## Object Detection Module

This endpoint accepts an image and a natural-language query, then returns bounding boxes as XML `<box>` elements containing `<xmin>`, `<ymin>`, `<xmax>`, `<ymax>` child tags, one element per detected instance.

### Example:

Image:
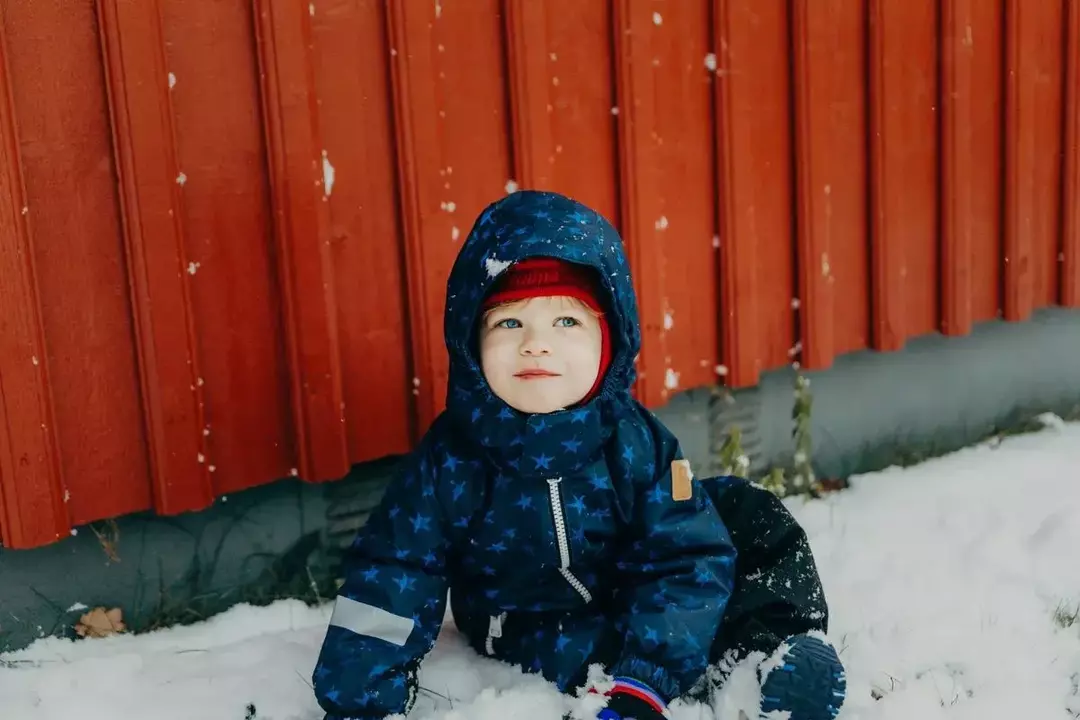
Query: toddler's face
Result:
<box><xmin>479</xmin><ymin>296</ymin><xmax>603</xmax><ymax>414</ymax></box>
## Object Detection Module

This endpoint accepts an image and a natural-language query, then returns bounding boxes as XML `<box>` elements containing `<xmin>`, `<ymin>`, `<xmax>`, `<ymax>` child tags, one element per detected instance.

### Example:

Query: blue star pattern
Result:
<box><xmin>312</xmin><ymin>191</ymin><xmax>737</xmax><ymax>720</ymax></box>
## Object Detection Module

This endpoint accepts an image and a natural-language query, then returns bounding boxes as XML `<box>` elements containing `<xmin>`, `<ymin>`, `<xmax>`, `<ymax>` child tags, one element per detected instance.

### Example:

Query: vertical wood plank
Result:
<box><xmin>0</xmin><ymin>20</ymin><xmax>68</xmax><ymax>549</ymax></box>
<box><xmin>253</xmin><ymin>0</ymin><xmax>349</xmax><ymax>482</ymax></box>
<box><xmin>941</xmin><ymin>0</ymin><xmax>1004</xmax><ymax>334</ymax></box>
<box><xmin>2</xmin><ymin>0</ymin><xmax>151</xmax><ymax>527</ymax></box>
<box><xmin>505</xmin><ymin>0</ymin><xmax>555</xmax><ymax>191</ymax></box>
<box><xmin>614</xmin><ymin>0</ymin><xmax>718</xmax><ymax>404</ymax></box>
<box><xmin>714</xmin><ymin>0</ymin><xmax>796</xmax><ymax>388</ymax></box>
<box><xmin>792</xmin><ymin>0</ymin><xmax>870</xmax><ymax>371</ymax></box>
<box><xmin>309</xmin><ymin>0</ymin><xmax>414</xmax><ymax>459</ymax></box>
<box><xmin>868</xmin><ymin>0</ymin><xmax>939</xmax><ymax>351</ymax></box>
<box><xmin>613</xmin><ymin>0</ymin><xmax>662</xmax><ymax>405</ymax></box>
<box><xmin>1004</xmin><ymin>0</ymin><xmax>1065</xmax><ymax>320</ymax></box>
<box><xmin>505</xmin><ymin>0</ymin><xmax>619</xmax><ymax>221</ymax></box>
<box><xmin>387</xmin><ymin>0</ymin><xmax>513</xmax><ymax>431</ymax></box>
<box><xmin>1063</xmin><ymin>0</ymin><xmax>1080</xmax><ymax>307</ymax></box>
<box><xmin>158</xmin><ymin>0</ymin><xmax>294</xmax><ymax>494</ymax></box>
<box><xmin>96</xmin><ymin>0</ymin><xmax>212</xmax><ymax>514</ymax></box>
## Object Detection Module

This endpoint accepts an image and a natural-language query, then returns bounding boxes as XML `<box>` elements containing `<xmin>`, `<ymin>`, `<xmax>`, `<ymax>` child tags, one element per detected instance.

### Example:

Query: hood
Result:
<box><xmin>442</xmin><ymin>190</ymin><xmax>641</xmax><ymax>474</ymax></box>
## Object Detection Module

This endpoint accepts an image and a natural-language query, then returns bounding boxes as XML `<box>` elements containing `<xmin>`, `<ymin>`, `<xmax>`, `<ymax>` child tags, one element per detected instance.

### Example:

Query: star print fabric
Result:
<box><xmin>312</xmin><ymin>191</ymin><xmax>737</xmax><ymax>720</ymax></box>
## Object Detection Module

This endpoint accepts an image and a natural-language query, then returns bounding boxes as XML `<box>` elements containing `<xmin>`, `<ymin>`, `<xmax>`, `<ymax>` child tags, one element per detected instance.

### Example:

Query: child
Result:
<box><xmin>313</xmin><ymin>191</ymin><xmax>845</xmax><ymax>720</ymax></box>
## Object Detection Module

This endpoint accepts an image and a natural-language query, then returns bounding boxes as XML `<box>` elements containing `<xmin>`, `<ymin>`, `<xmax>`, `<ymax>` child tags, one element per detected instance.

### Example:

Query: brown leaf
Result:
<box><xmin>75</xmin><ymin>607</ymin><xmax>126</xmax><ymax>638</ymax></box>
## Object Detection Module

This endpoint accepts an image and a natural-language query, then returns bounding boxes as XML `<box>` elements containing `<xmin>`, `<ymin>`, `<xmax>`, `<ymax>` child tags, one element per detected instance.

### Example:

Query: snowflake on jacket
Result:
<box><xmin>313</xmin><ymin>190</ymin><xmax>738</xmax><ymax>720</ymax></box>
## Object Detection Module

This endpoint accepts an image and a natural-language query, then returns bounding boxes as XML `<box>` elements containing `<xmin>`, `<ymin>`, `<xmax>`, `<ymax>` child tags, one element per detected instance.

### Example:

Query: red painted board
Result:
<box><xmin>96</xmin><ymin>0</ymin><xmax>212</xmax><ymax>514</ymax></box>
<box><xmin>792</xmin><ymin>0</ymin><xmax>871</xmax><ymax>370</ymax></box>
<box><xmin>1063</xmin><ymin>0</ymin><xmax>1080</xmax><ymax>307</ymax></box>
<box><xmin>505</xmin><ymin>0</ymin><xmax>619</xmax><ymax>223</ymax></box>
<box><xmin>387</xmin><ymin>0</ymin><xmax>514</xmax><ymax>431</ymax></box>
<box><xmin>160</xmin><ymin>0</ymin><xmax>296</xmax><ymax>493</ymax></box>
<box><xmin>0</xmin><ymin>17</ymin><xmax>69</xmax><ymax>548</ymax></box>
<box><xmin>310</xmin><ymin>0</ymin><xmax>414</xmax><ymax>460</ymax></box>
<box><xmin>614</xmin><ymin>0</ymin><xmax>718</xmax><ymax>405</ymax></box>
<box><xmin>1004</xmin><ymin>0</ymin><xmax>1065</xmax><ymax>320</ymax></box>
<box><xmin>941</xmin><ymin>0</ymin><xmax>1005</xmax><ymax>333</ymax></box>
<box><xmin>868</xmin><ymin>0</ymin><xmax>939</xmax><ymax>351</ymax></box>
<box><xmin>253</xmin><ymin>0</ymin><xmax>350</xmax><ymax>482</ymax></box>
<box><xmin>714</xmin><ymin>0</ymin><xmax>797</xmax><ymax>388</ymax></box>
<box><xmin>3</xmin><ymin>0</ymin><xmax>152</xmax><ymax>527</ymax></box>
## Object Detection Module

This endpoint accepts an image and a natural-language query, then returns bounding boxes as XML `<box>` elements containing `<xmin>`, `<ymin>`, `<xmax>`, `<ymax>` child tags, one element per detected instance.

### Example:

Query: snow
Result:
<box><xmin>3</xmin><ymin>419</ymin><xmax>1079</xmax><ymax>719</ymax></box>
<box><xmin>322</xmin><ymin>152</ymin><xmax>335</xmax><ymax>197</ymax></box>
<box><xmin>485</xmin><ymin>256</ymin><xmax>512</xmax><ymax>279</ymax></box>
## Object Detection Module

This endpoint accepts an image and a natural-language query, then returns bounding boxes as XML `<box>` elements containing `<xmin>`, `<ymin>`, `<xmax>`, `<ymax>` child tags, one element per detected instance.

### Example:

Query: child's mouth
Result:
<box><xmin>514</xmin><ymin>369</ymin><xmax>560</xmax><ymax>379</ymax></box>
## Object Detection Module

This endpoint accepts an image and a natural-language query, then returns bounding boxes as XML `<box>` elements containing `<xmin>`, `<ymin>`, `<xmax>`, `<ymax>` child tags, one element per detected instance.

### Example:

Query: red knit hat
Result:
<box><xmin>482</xmin><ymin>258</ymin><xmax>612</xmax><ymax>403</ymax></box>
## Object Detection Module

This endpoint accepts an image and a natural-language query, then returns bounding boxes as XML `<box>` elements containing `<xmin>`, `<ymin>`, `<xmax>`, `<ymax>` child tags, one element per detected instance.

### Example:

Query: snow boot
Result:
<box><xmin>758</xmin><ymin>633</ymin><xmax>846</xmax><ymax>720</ymax></box>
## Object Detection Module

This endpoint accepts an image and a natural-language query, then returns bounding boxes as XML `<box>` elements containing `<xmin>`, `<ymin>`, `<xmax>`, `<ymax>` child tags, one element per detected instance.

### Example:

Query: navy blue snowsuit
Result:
<box><xmin>313</xmin><ymin>191</ymin><xmax>738</xmax><ymax>720</ymax></box>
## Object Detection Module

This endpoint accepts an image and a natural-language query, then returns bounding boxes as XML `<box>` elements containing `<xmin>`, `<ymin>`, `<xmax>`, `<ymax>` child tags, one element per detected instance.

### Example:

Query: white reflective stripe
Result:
<box><xmin>329</xmin><ymin>595</ymin><xmax>415</xmax><ymax>647</ymax></box>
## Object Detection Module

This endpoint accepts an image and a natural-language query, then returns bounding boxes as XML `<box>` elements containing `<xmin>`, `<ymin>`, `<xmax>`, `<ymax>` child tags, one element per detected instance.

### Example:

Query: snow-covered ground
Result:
<box><xmin>2</xmin><ymin>416</ymin><xmax>1079</xmax><ymax>720</ymax></box>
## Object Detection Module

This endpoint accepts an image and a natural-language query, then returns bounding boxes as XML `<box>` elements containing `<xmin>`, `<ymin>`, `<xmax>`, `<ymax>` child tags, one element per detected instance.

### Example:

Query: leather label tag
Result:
<box><xmin>671</xmin><ymin>459</ymin><xmax>694</xmax><ymax>501</ymax></box>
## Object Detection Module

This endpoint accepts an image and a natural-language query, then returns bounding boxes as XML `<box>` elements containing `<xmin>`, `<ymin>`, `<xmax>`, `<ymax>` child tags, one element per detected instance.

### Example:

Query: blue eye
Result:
<box><xmin>495</xmin><ymin>318</ymin><xmax>522</xmax><ymax>329</ymax></box>
<box><xmin>555</xmin><ymin>317</ymin><xmax>580</xmax><ymax>328</ymax></box>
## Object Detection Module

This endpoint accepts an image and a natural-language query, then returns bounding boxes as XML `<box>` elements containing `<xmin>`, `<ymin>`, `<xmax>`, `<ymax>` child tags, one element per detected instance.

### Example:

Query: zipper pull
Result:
<box><xmin>489</xmin><ymin>612</ymin><xmax>506</xmax><ymax>638</ymax></box>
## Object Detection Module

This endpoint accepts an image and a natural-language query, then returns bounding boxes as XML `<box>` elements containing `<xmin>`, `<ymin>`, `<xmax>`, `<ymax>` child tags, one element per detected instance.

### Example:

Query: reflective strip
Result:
<box><xmin>329</xmin><ymin>595</ymin><xmax>414</xmax><ymax>647</ymax></box>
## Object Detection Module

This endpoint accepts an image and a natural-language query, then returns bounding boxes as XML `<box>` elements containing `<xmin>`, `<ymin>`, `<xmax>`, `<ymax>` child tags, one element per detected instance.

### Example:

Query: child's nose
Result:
<box><xmin>520</xmin><ymin>329</ymin><xmax>552</xmax><ymax>355</ymax></box>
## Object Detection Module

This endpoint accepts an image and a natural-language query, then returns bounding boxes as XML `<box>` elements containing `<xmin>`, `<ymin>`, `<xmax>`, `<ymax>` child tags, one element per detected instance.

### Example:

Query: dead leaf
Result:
<box><xmin>75</xmin><ymin>607</ymin><xmax>126</xmax><ymax>638</ymax></box>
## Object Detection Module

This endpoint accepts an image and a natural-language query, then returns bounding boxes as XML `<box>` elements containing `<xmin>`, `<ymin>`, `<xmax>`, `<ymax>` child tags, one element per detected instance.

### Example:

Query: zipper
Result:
<box><xmin>485</xmin><ymin>611</ymin><xmax>506</xmax><ymax>655</ymax></box>
<box><xmin>546</xmin><ymin>478</ymin><xmax>593</xmax><ymax>603</ymax></box>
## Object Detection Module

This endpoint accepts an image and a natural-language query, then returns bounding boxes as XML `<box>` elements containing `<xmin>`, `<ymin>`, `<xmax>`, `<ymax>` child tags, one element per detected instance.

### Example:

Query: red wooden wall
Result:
<box><xmin>1</xmin><ymin>0</ymin><xmax>1078</xmax><ymax>549</ymax></box>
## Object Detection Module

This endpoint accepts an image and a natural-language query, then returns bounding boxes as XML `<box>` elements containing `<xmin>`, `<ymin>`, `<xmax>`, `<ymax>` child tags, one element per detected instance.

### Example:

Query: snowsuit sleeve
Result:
<box><xmin>609</xmin><ymin>419</ymin><xmax>737</xmax><ymax>702</ymax></box>
<box><xmin>313</xmin><ymin>442</ymin><xmax>452</xmax><ymax>720</ymax></box>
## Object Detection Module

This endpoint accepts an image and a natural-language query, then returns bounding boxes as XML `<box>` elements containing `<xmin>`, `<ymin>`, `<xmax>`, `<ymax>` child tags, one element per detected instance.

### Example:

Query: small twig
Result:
<box><xmin>293</xmin><ymin>668</ymin><xmax>313</xmax><ymax>690</ymax></box>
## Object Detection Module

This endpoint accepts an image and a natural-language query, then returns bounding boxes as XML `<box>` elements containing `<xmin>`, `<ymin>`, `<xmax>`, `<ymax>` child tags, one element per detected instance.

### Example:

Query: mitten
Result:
<box><xmin>594</xmin><ymin>678</ymin><xmax>667</xmax><ymax>720</ymax></box>
<box><xmin>596</xmin><ymin>693</ymin><xmax>666</xmax><ymax>720</ymax></box>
